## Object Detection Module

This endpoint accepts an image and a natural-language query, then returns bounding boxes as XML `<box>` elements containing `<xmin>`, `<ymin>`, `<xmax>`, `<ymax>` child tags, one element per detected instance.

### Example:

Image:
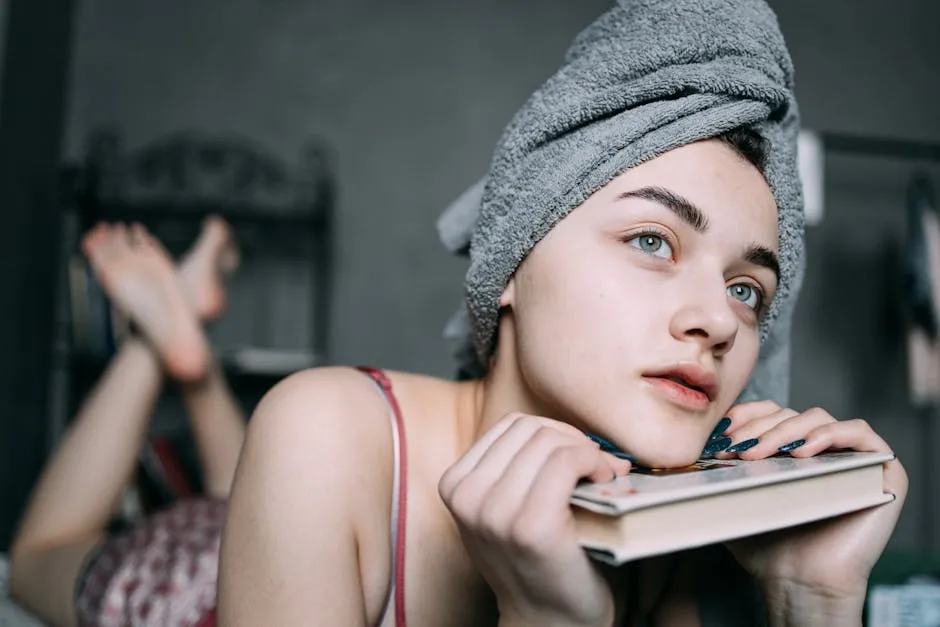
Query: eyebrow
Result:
<box><xmin>616</xmin><ymin>186</ymin><xmax>709</xmax><ymax>233</ymax></box>
<box><xmin>744</xmin><ymin>245</ymin><xmax>780</xmax><ymax>283</ymax></box>
<box><xmin>616</xmin><ymin>185</ymin><xmax>781</xmax><ymax>282</ymax></box>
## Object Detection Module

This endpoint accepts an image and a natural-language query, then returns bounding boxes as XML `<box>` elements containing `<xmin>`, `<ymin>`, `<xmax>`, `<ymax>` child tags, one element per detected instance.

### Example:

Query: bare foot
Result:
<box><xmin>178</xmin><ymin>215</ymin><xmax>239</xmax><ymax>322</ymax></box>
<box><xmin>82</xmin><ymin>222</ymin><xmax>210</xmax><ymax>381</ymax></box>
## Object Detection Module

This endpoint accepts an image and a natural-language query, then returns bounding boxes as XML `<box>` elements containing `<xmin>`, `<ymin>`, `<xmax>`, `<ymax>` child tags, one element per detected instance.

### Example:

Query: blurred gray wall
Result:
<box><xmin>773</xmin><ymin>0</ymin><xmax>940</xmax><ymax>552</ymax></box>
<box><xmin>63</xmin><ymin>0</ymin><xmax>617</xmax><ymax>377</ymax></box>
<box><xmin>63</xmin><ymin>0</ymin><xmax>940</xmax><ymax>549</ymax></box>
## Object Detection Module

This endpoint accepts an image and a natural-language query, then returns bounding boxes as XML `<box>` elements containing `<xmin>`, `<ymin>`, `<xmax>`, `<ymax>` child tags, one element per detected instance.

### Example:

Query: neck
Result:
<box><xmin>457</xmin><ymin>317</ymin><xmax>547</xmax><ymax>450</ymax></box>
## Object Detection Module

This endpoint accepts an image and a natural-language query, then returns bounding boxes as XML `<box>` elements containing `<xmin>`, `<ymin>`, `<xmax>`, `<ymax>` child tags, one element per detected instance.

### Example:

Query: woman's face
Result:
<box><xmin>500</xmin><ymin>138</ymin><xmax>779</xmax><ymax>468</ymax></box>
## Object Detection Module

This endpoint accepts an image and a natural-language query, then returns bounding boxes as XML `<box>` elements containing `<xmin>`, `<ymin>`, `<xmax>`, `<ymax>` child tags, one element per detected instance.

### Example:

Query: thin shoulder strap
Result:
<box><xmin>356</xmin><ymin>366</ymin><xmax>408</xmax><ymax>627</ymax></box>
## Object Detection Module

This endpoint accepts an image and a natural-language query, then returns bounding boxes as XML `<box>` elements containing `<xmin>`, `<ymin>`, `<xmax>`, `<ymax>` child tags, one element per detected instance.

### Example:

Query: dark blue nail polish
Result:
<box><xmin>586</xmin><ymin>433</ymin><xmax>636</xmax><ymax>462</ymax></box>
<box><xmin>586</xmin><ymin>433</ymin><xmax>617</xmax><ymax>450</ymax></box>
<box><xmin>610</xmin><ymin>450</ymin><xmax>637</xmax><ymax>463</ymax></box>
<box><xmin>725</xmin><ymin>438</ymin><xmax>759</xmax><ymax>454</ymax></box>
<box><xmin>708</xmin><ymin>417</ymin><xmax>732</xmax><ymax>441</ymax></box>
<box><xmin>777</xmin><ymin>439</ymin><xmax>805</xmax><ymax>453</ymax></box>
<box><xmin>702</xmin><ymin>436</ymin><xmax>733</xmax><ymax>456</ymax></box>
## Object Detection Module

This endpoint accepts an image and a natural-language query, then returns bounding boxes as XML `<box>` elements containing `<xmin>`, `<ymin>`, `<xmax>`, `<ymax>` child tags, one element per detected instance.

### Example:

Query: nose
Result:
<box><xmin>668</xmin><ymin>274</ymin><xmax>739</xmax><ymax>357</ymax></box>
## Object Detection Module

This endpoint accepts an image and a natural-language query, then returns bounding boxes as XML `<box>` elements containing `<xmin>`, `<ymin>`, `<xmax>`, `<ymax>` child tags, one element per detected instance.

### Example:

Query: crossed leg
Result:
<box><xmin>10</xmin><ymin>217</ymin><xmax>246</xmax><ymax>627</ymax></box>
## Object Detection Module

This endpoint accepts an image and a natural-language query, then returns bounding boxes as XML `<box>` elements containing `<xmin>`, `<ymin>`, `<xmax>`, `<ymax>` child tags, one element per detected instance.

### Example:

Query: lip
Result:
<box><xmin>642</xmin><ymin>363</ymin><xmax>718</xmax><ymax>411</ymax></box>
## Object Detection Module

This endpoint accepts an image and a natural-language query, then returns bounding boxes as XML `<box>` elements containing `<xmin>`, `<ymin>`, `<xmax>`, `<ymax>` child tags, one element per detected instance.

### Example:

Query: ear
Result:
<box><xmin>498</xmin><ymin>275</ymin><xmax>516</xmax><ymax>308</ymax></box>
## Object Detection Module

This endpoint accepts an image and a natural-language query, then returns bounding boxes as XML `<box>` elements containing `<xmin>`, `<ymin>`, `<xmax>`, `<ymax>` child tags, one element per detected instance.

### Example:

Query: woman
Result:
<box><xmin>10</xmin><ymin>218</ymin><xmax>244</xmax><ymax>626</ymax></box>
<box><xmin>218</xmin><ymin>1</ymin><xmax>907</xmax><ymax>625</ymax></box>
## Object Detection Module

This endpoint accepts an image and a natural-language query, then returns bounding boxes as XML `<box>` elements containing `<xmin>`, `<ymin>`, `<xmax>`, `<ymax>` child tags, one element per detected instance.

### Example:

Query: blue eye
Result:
<box><xmin>628</xmin><ymin>233</ymin><xmax>673</xmax><ymax>259</ymax></box>
<box><xmin>728</xmin><ymin>283</ymin><xmax>761</xmax><ymax>310</ymax></box>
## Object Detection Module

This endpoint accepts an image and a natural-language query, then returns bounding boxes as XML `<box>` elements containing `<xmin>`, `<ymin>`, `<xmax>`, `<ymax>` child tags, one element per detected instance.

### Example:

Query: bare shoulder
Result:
<box><xmin>240</xmin><ymin>366</ymin><xmax>397</xmax><ymax>493</ymax></box>
<box><xmin>251</xmin><ymin>365</ymin><xmax>388</xmax><ymax>428</ymax></box>
<box><xmin>244</xmin><ymin>366</ymin><xmax>451</xmax><ymax>455</ymax></box>
<box><xmin>219</xmin><ymin>366</ymin><xmax>420</xmax><ymax>624</ymax></box>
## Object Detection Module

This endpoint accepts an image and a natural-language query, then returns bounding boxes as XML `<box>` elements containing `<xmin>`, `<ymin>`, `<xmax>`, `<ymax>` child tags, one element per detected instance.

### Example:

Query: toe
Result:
<box><xmin>129</xmin><ymin>222</ymin><xmax>147</xmax><ymax>247</ymax></box>
<box><xmin>106</xmin><ymin>223</ymin><xmax>131</xmax><ymax>259</ymax></box>
<box><xmin>81</xmin><ymin>223</ymin><xmax>109</xmax><ymax>260</ymax></box>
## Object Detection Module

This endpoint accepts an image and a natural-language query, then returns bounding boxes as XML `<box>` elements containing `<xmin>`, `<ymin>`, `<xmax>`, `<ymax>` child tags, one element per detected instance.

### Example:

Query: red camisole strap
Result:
<box><xmin>356</xmin><ymin>366</ymin><xmax>408</xmax><ymax>627</ymax></box>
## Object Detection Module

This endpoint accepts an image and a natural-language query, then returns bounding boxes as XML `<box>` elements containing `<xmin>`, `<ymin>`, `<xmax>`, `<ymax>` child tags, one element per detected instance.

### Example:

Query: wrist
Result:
<box><xmin>498</xmin><ymin>603</ymin><xmax>615</xmax><ymax>627</ymax></box>
<box><xmin>761</xmin><ymin>579</ymin><xmax>865</xmax><ymax>627</ymax></box>
<box><xmin>498</xmin><ymin>618</ymin><xmax>612</xmax><ymax>627</ymax></box>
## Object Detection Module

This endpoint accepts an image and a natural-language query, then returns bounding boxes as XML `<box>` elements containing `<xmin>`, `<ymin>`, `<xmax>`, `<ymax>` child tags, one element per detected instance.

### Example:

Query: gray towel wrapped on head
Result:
<box><xmin>439</xmin><ymin>0</ymin><xmax>804</xmax><ymax>406</ymax></box>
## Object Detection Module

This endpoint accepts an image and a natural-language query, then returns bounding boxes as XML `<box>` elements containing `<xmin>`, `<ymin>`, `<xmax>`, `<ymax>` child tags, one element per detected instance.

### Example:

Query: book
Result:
<box><xmin>570</xmin><ymin>451</ymin><xmax>894</xmax><ymax>565</ymax></box>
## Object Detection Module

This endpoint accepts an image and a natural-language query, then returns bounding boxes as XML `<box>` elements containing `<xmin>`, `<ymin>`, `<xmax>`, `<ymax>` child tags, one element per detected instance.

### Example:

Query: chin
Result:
<box><xmin>622</xmin><ymin>430</ymin><xmax>705</xmax><ymax>469</ymax></box>
<box><xmin>633</xmin><ymin>448</ymin><xmax>703</xmax><ymax>469</ymax></box>
<box><xmin>601</xmin><ymin>404</ymin><xmax>710</xmax><ymax>469</ymax></box>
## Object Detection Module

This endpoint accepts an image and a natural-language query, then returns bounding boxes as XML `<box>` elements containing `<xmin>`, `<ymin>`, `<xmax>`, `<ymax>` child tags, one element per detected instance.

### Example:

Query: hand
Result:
<box><xmin>718</xmin><ymin>402</ymin><xmax>908</xmax><ymax>619</ymax></box>
<box><xmin>438</xmin><ymin>413</ymin><xmax>631</xmax><ymax>627</ymax></box>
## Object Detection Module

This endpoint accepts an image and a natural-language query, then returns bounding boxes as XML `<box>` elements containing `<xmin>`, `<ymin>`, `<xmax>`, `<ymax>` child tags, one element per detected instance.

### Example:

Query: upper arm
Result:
<box><xmin>217</xmin><ymin>367</ymin><xmax>391</xmax><ymax>626</ymax></box>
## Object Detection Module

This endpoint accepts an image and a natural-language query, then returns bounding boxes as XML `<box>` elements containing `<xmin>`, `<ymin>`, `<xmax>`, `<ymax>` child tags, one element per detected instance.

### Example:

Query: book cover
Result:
<box><xmin>571</xmin><ymin>451</ymin><xmax>894</xmax><ymax>515</ymax></box>
<box><xmin>571</xmin><ymin>451</ymin><xmax>894</xmax><ymax>564</ymax></box>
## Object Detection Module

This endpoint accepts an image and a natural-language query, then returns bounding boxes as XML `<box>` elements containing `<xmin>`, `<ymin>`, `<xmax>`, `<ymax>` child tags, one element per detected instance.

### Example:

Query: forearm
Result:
<box><xmin>13</xmin><ymin>339</ymin><xmax>162</xmax><ymax>552</ymax></box>
<box><xmin>497</xmin><ymin>605</ymin><xmax>617</xmax><ymax>627</ymax></box>
<box><xmin>181</xmin><ymin>361</ymin><xmax>246</xmax><ymax>498</ymax></box>
<box><xmin>499</xmin><ymin>619</ymin><xmax>614</xmax><ymax>627</ymax></box>
<box><xmin>762</xmin><ymin>580</ymin><xmax>864</xmax><ymax>627</ymax></box>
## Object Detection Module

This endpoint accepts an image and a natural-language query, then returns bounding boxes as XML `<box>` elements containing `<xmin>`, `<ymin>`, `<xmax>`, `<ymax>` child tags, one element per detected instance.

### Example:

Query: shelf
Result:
<box><xmin>79</xmin><ymin>201</ymin><xmax>327</xmax><ymax>229</ymax></box>
<box><xmin>225</xmin><ymin>347</ymin><xmax>322</xmax><ymax>375</ymax></box>
<box><xmin>49</xmin><ymin>131</ymin><xmax>335</xmax><ymax>471</ymax></box>
<box><xmin>69</xmin><ymin>347</ymin><xmax>323</xmax><ymax>382</ymax></box>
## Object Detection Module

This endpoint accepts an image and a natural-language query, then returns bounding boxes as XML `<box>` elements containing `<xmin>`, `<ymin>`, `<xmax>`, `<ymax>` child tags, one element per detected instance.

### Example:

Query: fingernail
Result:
<box><xmin>587</xmin><ymin>433</ymin><xmax>636</xmax><ymax>462</ymax></box>
<box><xmin>708</xmin><ymin>417</ymin><xmax>732</xmax><ymax>441</ymax></box>
<box><xmin>725</xmin><ymin>438</ymin><xmax>760</xmax><ymax>454</ymax></box>
<box><xmin>777</xmin><ymin>439</ymin><xmax>805</xmax><ymax>453</ymax></box>
<box><xmin>612</xmin><ymin>450</ymin><xmax>637</xmax><ymax>463</ymax></box>
<box><xmin>586</xmin><ymin>433</ymin><xmax>616</xmax><ymax>450</ymax></box>
<box><xmin>702</xmin><ymin>436</ymin><xmax>733</xmax><ymax>456</ymax></box>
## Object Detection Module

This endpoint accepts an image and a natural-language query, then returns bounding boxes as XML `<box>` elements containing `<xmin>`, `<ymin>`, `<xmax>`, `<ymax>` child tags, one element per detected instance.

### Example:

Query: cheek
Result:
<box><xmin>721</xmin><ymin>337</ymin><xmax>761</xmax><ymax>403</ymax></box>
<box><xmin>516</xmin><ymin>257</ymin><xmax>661</xmax><ymax>363</ymax></box>
<box><xmin>513</xmin><ymin>257</ymin><xmax>672</xmax><ymax>425</ymax></box>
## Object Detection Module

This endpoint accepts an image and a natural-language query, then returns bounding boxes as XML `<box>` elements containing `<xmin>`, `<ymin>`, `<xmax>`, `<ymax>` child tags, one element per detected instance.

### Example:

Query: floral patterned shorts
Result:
<box><xmin>75</xmin><ymin>498</ymin><xmax>225</xmax><ymax>626</ymax></box>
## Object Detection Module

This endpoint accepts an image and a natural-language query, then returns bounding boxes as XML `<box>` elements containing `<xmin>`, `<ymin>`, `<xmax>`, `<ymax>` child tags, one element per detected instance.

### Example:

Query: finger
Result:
<box><xmin>714</xmin><ymin>407</ymin><xmax>800</xmax><ymax>459</ymax></box>
<box><xmin>883</xmin><ymin>457</ymin><xmax>909</xmax><ymax>502</ymax></box>
<box><xmin>468</xmin><ymin>425</ymin><xmax>626</xmax><ymax>507</ymax></box>
<box><xmin>439</xmin><ymin>414</ymin><xmax>587</xmax><ymax>499</ymax></box>
<box><xmin>788</xmin><ymin>418</ymin><xmax>893</xmax><ymax>458</ymax></box>
<box><xmin>725</xmin><ymin>400</ymin><xmax>783</xmax><ymax>427</ymax></box>
<box><xmin>479</xmin><ymin>435</ymin><xmax>626</xmax><ymax>537</ymax></box>
<box><xmin>721</xmin><ymin>407</ymin><xmax>835</xmax><ymax>460</ymax></box>
<box><xmin>509</xmin><ymin>444</ymin><xmax>624</xmax><ymax>553</ymax></box>
<box><xmin>723</xmin><ymin>406</ymin><xmax>798</xmax><ymax>439</ymax></box>
<box><xmin>605</xmin><ymin>451</ymin><xmax>633</xmax><ymax>476</ymax></box>
<box><xmin>463</xmin><ymin>423</ymin><xmax>579</xmax><ymax>499</ymax></box>
<box><xmin>721</xmin><ymin>406</ymin><xmax>799</xmax><ymax>442</ymax></box>
<box><xmin>439</xmin><ymin>415</ymin><xmax>541</xmax><ymax>501</ymax></box>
